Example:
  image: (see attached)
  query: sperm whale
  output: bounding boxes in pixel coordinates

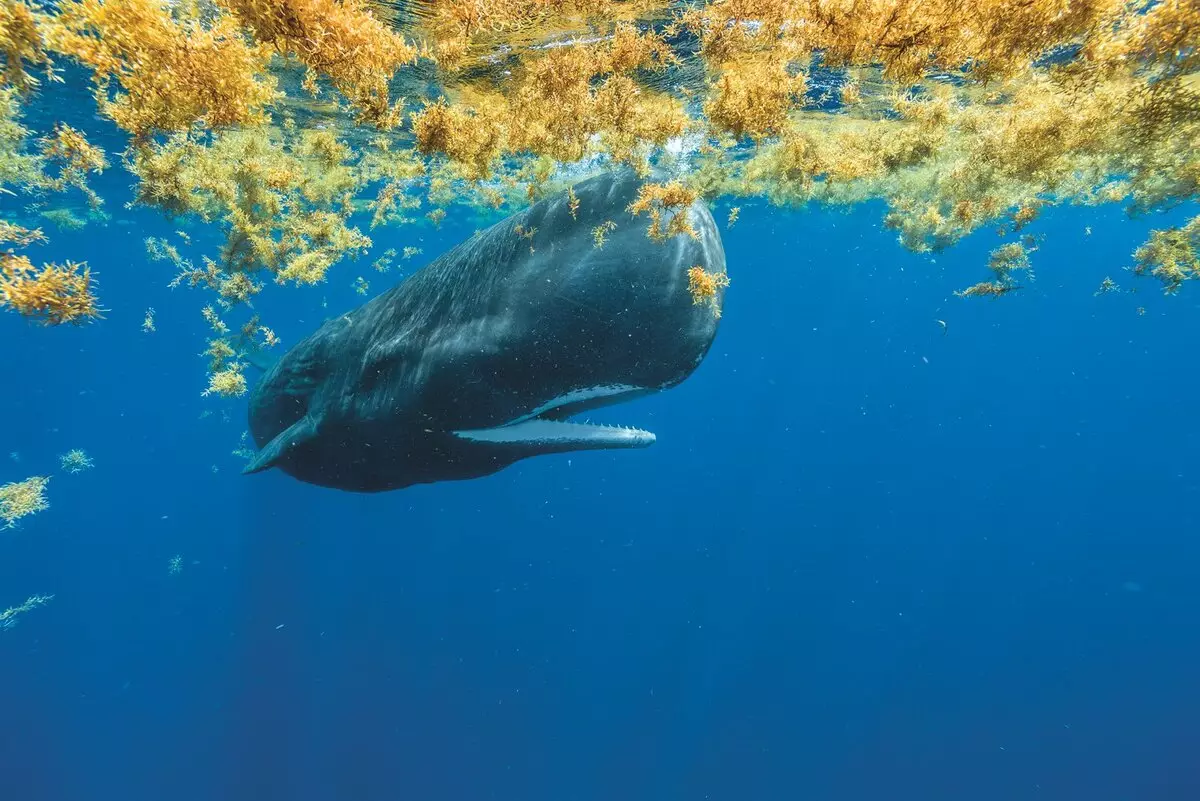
[244,168,728,492]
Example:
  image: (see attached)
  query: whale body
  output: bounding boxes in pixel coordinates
[244,168,727,492]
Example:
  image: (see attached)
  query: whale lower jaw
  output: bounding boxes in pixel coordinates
[452,419,655,452]
[452,383,659,455]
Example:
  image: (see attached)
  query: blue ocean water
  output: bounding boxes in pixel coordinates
[3,89,1200,801]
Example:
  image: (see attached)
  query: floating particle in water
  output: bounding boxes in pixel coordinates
[168,555,183,575]
[142,307,156,332]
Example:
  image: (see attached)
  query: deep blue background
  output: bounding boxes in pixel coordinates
[2,92,1199,801]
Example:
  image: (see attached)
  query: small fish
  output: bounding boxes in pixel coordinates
[935,319,948,335]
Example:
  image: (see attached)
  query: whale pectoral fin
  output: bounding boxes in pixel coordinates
[452,419,655,455]
[242,349,278,374]
[243,416,318,474]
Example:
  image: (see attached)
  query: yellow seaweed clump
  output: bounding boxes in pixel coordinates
[44,0,278,136]
[37,123,108,206]
[415,0,667,71]
[196,307,279,398]
[59,448,94,473]
[1131,215,1200,294]
[627,180,699,241]
[412,23,687,177]
[987,242,1033,277]
[219,0,418,128]
[203,366,248,397]
[130,125,370,287]
[0,0,51,90]
[0,593,53,631]
[505,23,686,167]
[0,86,44,188]
[1,250,102,324]
[591,219,616,248]
[676,0,1125,85]
[955,241,1032,298]
[686,265,730,318]
[0,474,49,527]
[0,218,43,246]
[411,98,506,181]
[955,280,1018,299]
[199,304,247,398]
[704,56,806,142]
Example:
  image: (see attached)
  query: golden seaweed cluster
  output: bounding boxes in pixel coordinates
[1132,215,1200,294]
[0,0,1198,385]
[956,241,1035,298]
[58,448,94,473]
[627,180,699,241]
[0,474,49,527]
[1,221,102,324]
[0,86,105,323]
[687,264,730,317]
[0,593,53,631]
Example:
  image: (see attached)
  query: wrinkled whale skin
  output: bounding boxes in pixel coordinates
[245,168,727,492]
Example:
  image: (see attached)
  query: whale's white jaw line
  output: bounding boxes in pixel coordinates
[452,418,655,450]
[452,383,658,452]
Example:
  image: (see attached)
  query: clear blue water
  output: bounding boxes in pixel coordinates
[2,86,1199,801]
